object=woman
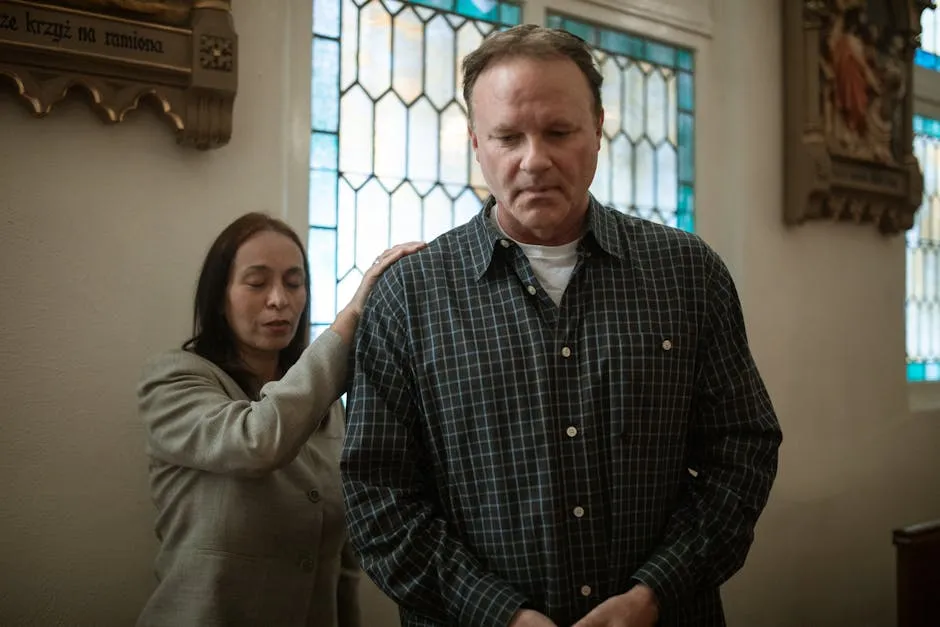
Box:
[136,212,425,626]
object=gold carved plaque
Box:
[0,0,238,149]
[784,0,931,234]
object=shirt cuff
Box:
[456,573,527,627]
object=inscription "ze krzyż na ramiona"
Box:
[1,9,166,53]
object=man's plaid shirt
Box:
[342,196,782,627]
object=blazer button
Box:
[307,489,321,503]
[300,558,315,573]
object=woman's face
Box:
[225,230,307,364]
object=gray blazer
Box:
[136,330,360,627]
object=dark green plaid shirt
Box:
[342,196,781,627]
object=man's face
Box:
[468,55,603,246]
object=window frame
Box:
[909,38,940,410]
[302,0,715,336]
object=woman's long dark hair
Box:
[183,213,311,398]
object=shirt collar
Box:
[466,194,626,281]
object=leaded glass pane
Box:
[374,93,408,185]
[309,0,520,331]
[607,134,632,209]
[907,116,940,380]
[916,8,940,71]
[425,16,457,109]
[550,13,696,230]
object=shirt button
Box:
[526,285,537,295]
[500,239,511,248]
[573,506,585,518]
[298,553,316,572]
[566,426,578,438]
[662,339,672,351]
[580,585,592,597]
[307,489,321,503]
[561,346,572,358]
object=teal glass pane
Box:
[645,41,676,68]
[410,0,454,12]
[928,117,940,139]
[678,71,693,112]
[626,36,645,60]
[678,185,694,232]
[908,362,926,381]
[312,38,340,132]
[499,2,520,25]
[310,169,338,227]
[562,18,595,45]
[915,49,940,71]
[678,113,694,183]
[456,0,497,22]
[310,132,338,170]
[915,114,940,140]
[313,0,340,38]
[546,14,562,29]
[677,49,693,71]
[679,184,693,212]
[599,30,632,57]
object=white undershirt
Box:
[491,205,581,306]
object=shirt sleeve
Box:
[139,330,349,476]
[341,272,527,627]
[630,246,782,606]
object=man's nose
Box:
[521,137,552,173]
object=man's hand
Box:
[508,609,558,627]
[570,585,659,627]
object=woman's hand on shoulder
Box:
[346,241,426,318]
[331,241,426,343]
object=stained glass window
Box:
[916,7,940,71]
[547,13,695,232]
[309,2,695,337]
[907,115,940,382]
[309,0,521,336]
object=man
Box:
[342,24,782,627]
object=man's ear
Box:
[469,124,480,162]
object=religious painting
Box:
[0,0,238,149]
[784,0,930,234]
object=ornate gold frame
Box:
[0,0,237,149]
[784,0,931,234]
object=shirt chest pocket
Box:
[602,331,697,441]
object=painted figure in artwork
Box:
[820,0,908,163]
[829,4,880,135]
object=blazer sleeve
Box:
[337,539,362,627]
[139,329,349,476]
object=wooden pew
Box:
[893,519,940,627]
